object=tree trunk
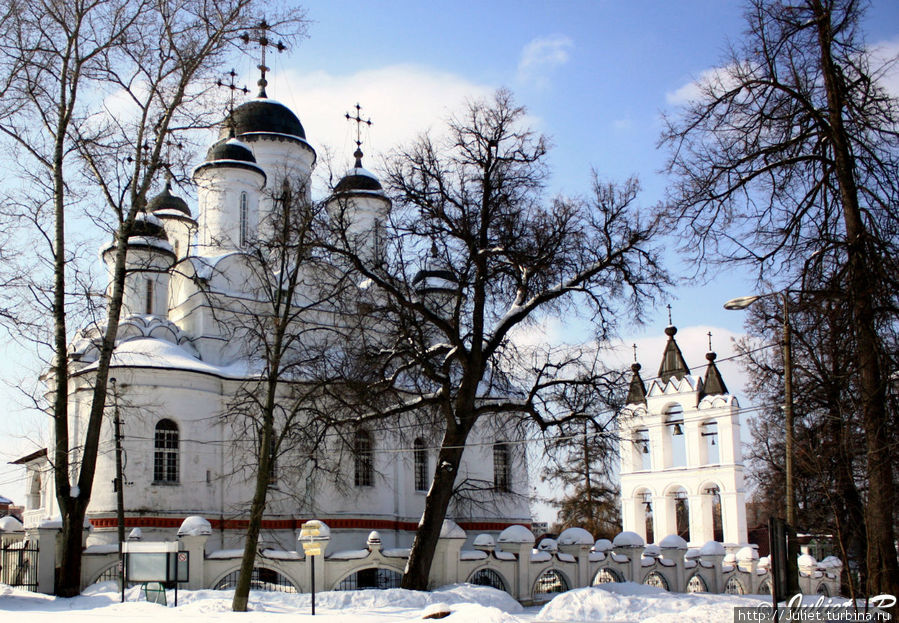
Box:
[401,426,470,590]
[231,427,272,611]
[813,0,899,601]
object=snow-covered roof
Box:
[0,515,24,532]
[497,525,534,545]
[736,546,759,561]
[439,520,466,539]
[178,515,212,536]
[612,531,645,547]
[473,534,495,548]
[593,539,613,552]
[80,337,248,378]
[699,541,726,556]
[558,527,594,546]
[659,534,688,549]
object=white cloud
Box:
[264,64,494,176]
[665,66,737,106]
[869,38,899,98]
[517,35,574,88]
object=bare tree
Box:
[319,90,667,589]
[541,414,622,541]
[0,0,306,596]
[660,0,899,598]
[212,180,348,612]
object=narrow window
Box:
[154,419,179,483]
[145,278,154,315]
[268,439,278,486]
[493,442,511,492]
[239,192,249,247]
[413,438,428,491]
[354,430,373,487]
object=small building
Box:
[618,325,747,546]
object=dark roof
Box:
[335,170,383,193]
[335,149,383,193]
[130,212,168,240]
[206,137,257,163]
[10,448,47,465]
[147,180,191,216]
[626,363,647,405]
[700,352,728,397]
[657,325,691,384]
[224,98,306,140]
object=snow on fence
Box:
[1,518,841,602]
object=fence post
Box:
[25,524,59,594]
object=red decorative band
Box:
[89,515,531,533]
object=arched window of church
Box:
[154,419,179,483]
[239,192,249,247]
[494,442,511,492]
[665,404,686,467]
[354,430,373,487]
[413,438,428,491]
[635,429,651,470]
[673,488,690,542]
[701,421,719,464]
[145,278,154,315]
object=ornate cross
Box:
[240,20,286,97]
[707,331,713,351]
[632,343,638,363]
[666,303,672,325]
[345,103,372,151]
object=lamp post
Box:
[724,292,797,526]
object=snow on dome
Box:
[558,527,594,546]
[439,520,466,539]
[612,531,645,547]
[798,553,817,568]
[178,515,212,536]
[497,525,535,545]
[737,546,759,561]
[0,515,24,532]
[367,531,381,544]
[473,533,495,548]
[659,534,688,549]
[537,538,558,552]
[699,541,726,556]
[685,548,701,559]
[758,556,770,568]
[128,527,142,541]
[593,539,613,552]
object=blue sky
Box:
[2,1,898,517]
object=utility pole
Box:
[110,378,126,601]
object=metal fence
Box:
[1,539,39,591]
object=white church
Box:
[15,80,532,551]
[618,325,748,547]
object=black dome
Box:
[223,98,306,140]
[335,169,383,193]
[147,181,191,216]
[334,149,383,193]
[130,213,168,240]
[206,137,257,163]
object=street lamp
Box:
[724,291,797,527]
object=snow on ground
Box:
[0,581,781,623]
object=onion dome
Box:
[193,135,266,183]
[335,148,383,193]
[147,179,190,216]
[657,325,690,384]
[130,211,168,241]
[206,136,257,163]
[412,244,458,297]
[221,97,306,140]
